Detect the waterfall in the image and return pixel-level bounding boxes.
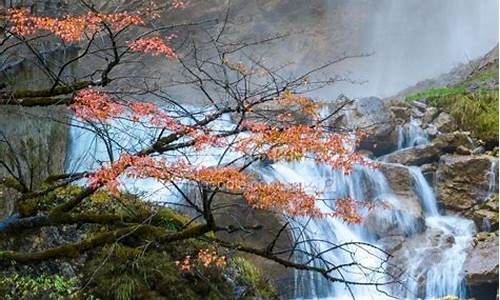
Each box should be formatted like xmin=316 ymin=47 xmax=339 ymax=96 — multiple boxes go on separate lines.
xmin=259 ymin=162 xmax=405 ymax=300
xmin=66 ymin=113 xmax=478 ymax=299
xmin=409 ymin=167 xmax=438 ymax=216
xmin=403 ymin=167 xmax=475 ymax=299
xmin=397 ymin=118 xmax=430 ymax=150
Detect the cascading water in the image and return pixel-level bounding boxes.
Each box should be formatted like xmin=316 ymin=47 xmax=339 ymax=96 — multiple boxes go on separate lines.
xmin=404 ymin=167 xmax=475 ymax=299
xmin=66 ymin=110 xmax=477 ymax=300
xmin=397 ymin=118 xmax=430 ymax=150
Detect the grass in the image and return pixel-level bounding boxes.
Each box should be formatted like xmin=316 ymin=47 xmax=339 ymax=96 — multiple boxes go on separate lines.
xmin=404 ymin=64 xmax=499 ymax=144
xmin=405 ymin=86 xmax=466 ymax=102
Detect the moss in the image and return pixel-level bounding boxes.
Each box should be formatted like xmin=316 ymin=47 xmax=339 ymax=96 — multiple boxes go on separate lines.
xmin=0 ymin=273 xmax=93 ymax=300
xmin=405 ymin=64 xmax=499 ymax=144
xmin=232 ymin=257 xmax=279 ymax=299
xmin=157 ymin=207 xmax=192 ymax=230
xmin=429 ymin=90 xmax=498 ymax=143
xmin=405 ymin=86 xmax=467 ymax=102
xmin=84 ymin=244 xmax=232 ymax=300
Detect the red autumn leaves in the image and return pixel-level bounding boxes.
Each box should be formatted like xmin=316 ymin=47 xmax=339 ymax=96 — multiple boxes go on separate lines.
xmin=7 ymin=8 xmax=177 ymax=59
xmin=74 ymin=87 xmax=368 ymax=220
xmin=7 ymin=6 xmax=370 ymax=223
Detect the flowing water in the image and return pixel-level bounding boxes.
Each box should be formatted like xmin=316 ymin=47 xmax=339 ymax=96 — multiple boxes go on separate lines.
xmin=66 ymin=112 xmax=476 ymax=299
xmin=63 ymin=1 xmax=498 ymax=297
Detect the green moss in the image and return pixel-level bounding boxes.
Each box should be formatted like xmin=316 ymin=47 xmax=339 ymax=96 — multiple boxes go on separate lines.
xmin=84 ymin=243 xmax=232 ymax=300
xmin=157 ymin=207 xmax=192 ymax=230
xmin=232 ymin=257 xmax=278 ymax=299
xmin=0 ymin=273 xmax=93 ymax=300
xmin=430 ymin=90 xmax=498 ymax=142
xmin=405 ymin=86 xmax=467 ymax=102
xmin=404 ymin=64 xmax=499 ymax=144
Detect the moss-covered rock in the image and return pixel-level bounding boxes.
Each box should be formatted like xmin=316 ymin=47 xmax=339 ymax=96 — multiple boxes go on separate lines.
xmin=0 ymin=186 xmax=279 ymax=300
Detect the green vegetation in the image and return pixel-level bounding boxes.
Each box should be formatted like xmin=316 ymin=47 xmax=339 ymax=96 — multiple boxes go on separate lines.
xmin=405 ymin=86 xmax=467 ymax=102
xmin=0 ymin=273 xmax=92 ymax=300
xmin=0 ymin=185 xmax=278 ymax=300
xmin=232 ymin=257 xmax=278 ymax=299
xmin=405 ymin=62 xmax=499 ymax=144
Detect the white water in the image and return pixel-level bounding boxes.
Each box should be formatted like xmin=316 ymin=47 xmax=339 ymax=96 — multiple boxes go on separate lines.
xmin=66 ymin=111 xmax=477 ymax=299
xmin=397 ymin=118 xmax=430 ymax=150
xmin=405 ymin=168 xmax=475 ymax=299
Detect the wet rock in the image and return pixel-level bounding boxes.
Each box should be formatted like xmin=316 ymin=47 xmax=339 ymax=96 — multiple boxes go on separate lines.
xmin=422 ymin=107 xmax=439 ymax=126
xmin=330 ymin=97 xmax=398 ymax=156
xmin=379 ymin=163 xmax=424 ymax=216
xmin=420 ymin=163 xmax=437 ymax=185
xmin=381 ymin=132 xmax=474 ymax=166
xmin=432 ymin=112 xmax=458 ymax=133
xmin=378 ymin=235 xmax=405 ymax=253
xmin=411 ymin=107 xmax=425 ymax=118
xmin=381 ymin=143 xmax=442 ymax=166
xmin=432 ymin=131 xmax=475 ymax=151
xmin=464 ymin=234 xmax=499 ymax=286
xmin=436 ymin=155 xmax=498 ymax=211
xmin=390 ymin=105 xmax=411 ymax=122
xmin=469 ymin=195 xmax=499 ymax=231
xmin=425 ymin=125 xmax=439 ymax=137
xmin=456 ymin=145 xmax=472 ymax=155
xmin=411 ymin=100 xmax=427 ymax=112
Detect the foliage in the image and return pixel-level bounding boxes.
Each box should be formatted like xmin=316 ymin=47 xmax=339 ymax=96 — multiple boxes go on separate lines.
xmin=84 ymin=243 xmax=232 ymax=300
xmin=231 ymin=257 xmax=278 ymax=299
xmin=405 ymin=86 xmax=467 ymax=103
xmin=0 ymin=273 xmax=91 ymax=300
xmin=405 ymin=65 xmax=499 ymax=143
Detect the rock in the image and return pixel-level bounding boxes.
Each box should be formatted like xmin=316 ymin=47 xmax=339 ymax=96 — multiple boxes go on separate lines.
xmin=390 ymin=105 xmax=411 ymax=122
xmin=411 ymin=100 xmax=427 ymax=112
xmin=441 ymin=296 xmax=459 ymax=300
xmin=464 ymin=234 xmax=499 ymax=286
xmin=381 ymin=132 xmax=474 ymax=166
xmin=432 ymin=131 xmax=475 ymax=151
xmin=379 ymin=163 xmax=424 ymax=216
xmin=329 ymin=97 xmax=398 ymax=156
xmin=432 ymin=112 xmax=458 ymax=133
xmin=436 ymin=155 xmax=498 ymax=211
xmin=357 ymin=149 xmax=375 ymax=159
xmin=422 ymin=107 xmax=439 ymax=126
xmin=378 ymin=235 xmax=405 ymax=253
xmin=381 ymin=143 xmax=442 ymax=166
xmin=411 ymin=107 xmax=425 ymax=118
xmin=420 ymin=163 xmax=437 ymax=185
xmin=456 ymin=145 xmax=472 ymax=155
xmin=425 ymin=125 xmax=438 ymax=137
xmin=469 ymin=195 xmax=499 ymax=231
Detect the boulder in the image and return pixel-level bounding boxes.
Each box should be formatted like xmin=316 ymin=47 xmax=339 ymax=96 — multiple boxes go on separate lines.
xmin=422 ymin=107 xmax=439 ymax=126
xmin=464 ymin=234 xmax=499 ymax=286
xmin=432 ymin=131 xmax=475 ymax=151
xmin=455 ymin=145 xmax=472 ymax=155
xmin=411 ymin=100 xmax=427 ymax=112
xmin=432 ymin=112 xmax=458 ymax=133
xmin=473 ymin=146 xmax=486 ymax=155
xmin=390 ymin=105 xmax=411 ymax=122
xmin=468 ymin=195 xmax=499 ymax=232
xmin=420 ymin=163 xmax=438 ymax=186
xmin=378 ymin=235 xmax=405 ymax=253
xmin=425 ymin=125 xmax=439 ymax=138
xmin=381 ymin=143 xmax=442 ymax=166
xmin=436 ymin=155 xmax=498 ymax=211
xmin=381 ymin=132 xmax=474 ymax=166
xmin=329 ymin=97 xmax=398 ymax=156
